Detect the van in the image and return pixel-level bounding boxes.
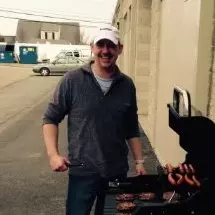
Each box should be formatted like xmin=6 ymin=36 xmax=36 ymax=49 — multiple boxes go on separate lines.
xmin=55 ymin=49 xmax=92 ymax=62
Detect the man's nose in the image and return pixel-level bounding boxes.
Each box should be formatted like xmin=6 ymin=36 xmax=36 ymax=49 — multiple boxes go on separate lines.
xmin=101 ymin=44 xmax=110 ymax=52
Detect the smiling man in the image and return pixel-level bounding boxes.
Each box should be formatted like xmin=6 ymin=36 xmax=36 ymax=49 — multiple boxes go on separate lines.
xmin=42 ymin=25 xmax=146 ymax=215
xmin=91 ymin=26 xmax=122 ymax=74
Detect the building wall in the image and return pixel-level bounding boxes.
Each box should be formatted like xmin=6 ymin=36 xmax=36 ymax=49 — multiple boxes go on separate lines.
xmin=195 ymin=0 xmax=214 ymax=116
xmin=154 ymin=0 xmax=201 ymax=165
xmin=113 ymin=0 xmax=215 ymax=166
xmin=60 ymin=24 xmax=80 ymax=44
xmin=145 ymin=0 xmax=161 ymax=147
xmin=112 ymin=0 xmax=158 ymax=151
xmin=206 ymin=3 xmax=215 ymax=121
xmin=113 ymin=0 xmax=152 ymax=116
xmin=16 ymin=20 xmax=80 ymax=44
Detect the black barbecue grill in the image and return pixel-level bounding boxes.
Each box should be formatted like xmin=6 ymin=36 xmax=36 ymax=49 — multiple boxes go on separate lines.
xmin=103 ymin=86 xmax=215 ymax=215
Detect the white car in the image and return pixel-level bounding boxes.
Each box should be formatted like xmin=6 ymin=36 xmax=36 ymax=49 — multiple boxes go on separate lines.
xmin=32 ymin=56 xmax=86 ymax=76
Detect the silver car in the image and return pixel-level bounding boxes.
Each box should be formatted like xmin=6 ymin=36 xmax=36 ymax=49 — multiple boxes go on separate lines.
xmin=32 ymin=56 xmax=86 ymax=76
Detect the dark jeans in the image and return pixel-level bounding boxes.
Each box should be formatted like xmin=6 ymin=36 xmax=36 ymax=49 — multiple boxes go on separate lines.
xmin=66 ymin=173 xmax=126 ymax=215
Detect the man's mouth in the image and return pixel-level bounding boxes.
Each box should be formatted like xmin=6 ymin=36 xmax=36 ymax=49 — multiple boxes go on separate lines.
xmin=98 ymin=53 xmax=113 ymax=59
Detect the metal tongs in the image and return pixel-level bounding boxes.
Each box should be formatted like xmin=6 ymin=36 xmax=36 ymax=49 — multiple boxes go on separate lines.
xmin=168 ymin=190 xmax=176 ymax=203
xmin=108 ymin=179 xmax=131 ymax=188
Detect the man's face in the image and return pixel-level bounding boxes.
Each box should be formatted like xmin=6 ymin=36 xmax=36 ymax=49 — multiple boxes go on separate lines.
xmin=91 ymin=39 xmax=123 ymax=69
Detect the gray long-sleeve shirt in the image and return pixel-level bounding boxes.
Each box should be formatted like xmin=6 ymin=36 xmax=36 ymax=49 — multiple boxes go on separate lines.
xmin=43 ymin=62 xmax=140 ymax=178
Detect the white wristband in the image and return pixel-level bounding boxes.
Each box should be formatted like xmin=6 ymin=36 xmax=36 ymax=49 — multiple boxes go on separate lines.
xmin=135 ymin=159 xmax=144 ymax=164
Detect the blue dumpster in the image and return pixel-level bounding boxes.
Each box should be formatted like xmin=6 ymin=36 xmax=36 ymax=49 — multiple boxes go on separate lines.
xmin=0 ymin=51 xmax=14 ymax=63
xmin=19 ymin=46 xmax=38 ymax=64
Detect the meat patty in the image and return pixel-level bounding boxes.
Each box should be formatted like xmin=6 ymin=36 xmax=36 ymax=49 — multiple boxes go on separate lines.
xmin=138 ymin=192 xmax=156 ymax=200
xmin=163 ymin=191 xmax=180 ymax=202
xmin=116 ymin=202 xmax=136 ymax=211
xmin=116 ymin=193 xmax=135 ymax=201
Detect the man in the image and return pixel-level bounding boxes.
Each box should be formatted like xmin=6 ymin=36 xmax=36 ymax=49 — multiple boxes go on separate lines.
xmin=42 ymin=25 xmax=146 ymax=215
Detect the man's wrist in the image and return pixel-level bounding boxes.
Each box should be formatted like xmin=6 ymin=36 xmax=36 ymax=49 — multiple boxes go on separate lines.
xmin=135 ymin=159 xmax=145 ymax=164
xmin=48 ymin=152 xmax=60 ymax=159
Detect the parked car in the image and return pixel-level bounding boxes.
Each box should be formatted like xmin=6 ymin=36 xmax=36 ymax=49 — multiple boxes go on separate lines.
xmin=53 ymin=50 xmax=92 ymax=63
xmin=32 ymin=56 xmax=86 ymax=76
xmin=56 ymin=49 xmax=91 ymax=59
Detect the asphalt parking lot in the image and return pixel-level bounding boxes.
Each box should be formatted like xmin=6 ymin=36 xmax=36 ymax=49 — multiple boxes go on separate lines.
xmin=0 ymin=64 xmax=34 ymax=89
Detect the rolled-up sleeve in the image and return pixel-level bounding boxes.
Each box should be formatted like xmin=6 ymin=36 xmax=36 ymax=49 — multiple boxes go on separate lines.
xmin=43 ymin=74 xmax=71 ymax=125
xmin=125 ymin=82 xmax=140 ymax=140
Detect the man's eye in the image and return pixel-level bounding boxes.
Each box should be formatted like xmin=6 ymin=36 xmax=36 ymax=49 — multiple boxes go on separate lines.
xmin=108 ymin=43 xmax=116 ymax=49
xmin=97 ymin=42 xmax=104 ymax=48
xmin=96 ymin=41 xmax=105 ymax=47
xmin=96 ymin=41 xmax=116 ymax=49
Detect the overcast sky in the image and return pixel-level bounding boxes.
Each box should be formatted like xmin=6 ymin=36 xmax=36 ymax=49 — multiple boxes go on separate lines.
xmin=0 ymin=0 xmax=117 ymax=38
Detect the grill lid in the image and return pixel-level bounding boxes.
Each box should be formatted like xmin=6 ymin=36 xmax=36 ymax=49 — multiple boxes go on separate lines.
xmin=167 ymin=86 xmax=215 ymax=177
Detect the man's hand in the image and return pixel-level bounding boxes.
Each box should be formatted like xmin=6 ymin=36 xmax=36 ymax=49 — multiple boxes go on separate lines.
xmin=49 ymin=155 xmax=71 ymax=172
xmin=135 ymin=163 xmax=147 ymax=175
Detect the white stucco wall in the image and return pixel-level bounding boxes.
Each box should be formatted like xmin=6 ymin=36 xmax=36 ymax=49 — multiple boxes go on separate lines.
xmin=154 ymin=0 xmax=213 ymax=165
xmin=112 ymin=0 xmax=214 ymax=166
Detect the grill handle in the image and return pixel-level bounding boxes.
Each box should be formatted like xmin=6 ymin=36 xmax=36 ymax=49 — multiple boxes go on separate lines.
xmin=173 ymin=86 xmax=191 ymax=117
xmin=108 ymin=179 xmax=132 ymax=188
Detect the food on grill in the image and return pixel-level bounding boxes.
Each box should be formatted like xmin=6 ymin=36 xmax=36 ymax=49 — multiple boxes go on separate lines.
xmin=184 ymin=174 xmax=195 ymax=186
xmin=188 ymin=164 xmax=195 ymax=173
xmin=192 ymin=175 xmax=201 ymax=187
xmin=116 ymin=193 xmax=135 ymax=201
xmin=168 ymin=173 xmax=184 ymax=185
xmin=165 ymin=163 xmax=174 ymax=173
xmin=178 ymin=163 xmax=185 ymax=174
xmin=163 ymin=191 xmax=180 ymax=202
xmin=163 ymin=191 xmax=174 ymax=200
xmin=178 ymin=163 xmax=195 ymax=175
xmin=176 ymin=173 xmax=184 ymax=185
xmin=138 ymin=192 xmax=156 ymax=200
xmin=168 ymin=173 xmax=176 ymax=185
xmin=116 ymin=202 xmax=136 ymax=211
xmin=183 ymin=163 xmax=190 ymax=173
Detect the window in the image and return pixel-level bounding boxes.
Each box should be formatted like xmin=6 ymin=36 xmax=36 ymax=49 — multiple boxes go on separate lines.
xmin=5 ymin=45 xmax=14 ymax=52
xmin=65 ymin=52 xmax=74 ymax=56
xmin=73 ymin=51 xmax=80 ymax=57
xmin=52 ymin=32 xmax=55 ymax=40
xmin=67 ymin=57 xmax=77 ymax=64
xmin=55 ymin=58 xmax=67 ymax=64
xmin=41 ymin=31 xmax=58 ymax=40
xmin=45 ymin=32 xmax=48 ymax=40
xmin=27 ymin=47 xmax=35 ymax=52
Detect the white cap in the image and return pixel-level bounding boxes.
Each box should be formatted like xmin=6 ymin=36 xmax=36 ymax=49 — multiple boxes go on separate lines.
xmin=93 ymin=25 xmax=119 ymax=45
